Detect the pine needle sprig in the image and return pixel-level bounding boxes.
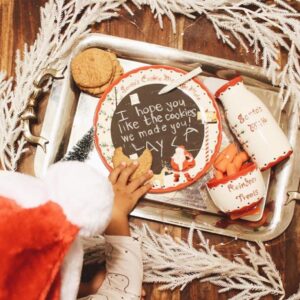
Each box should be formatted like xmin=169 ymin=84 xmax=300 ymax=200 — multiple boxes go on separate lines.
xmin=132 ymin=223 xmax=286 ymax=300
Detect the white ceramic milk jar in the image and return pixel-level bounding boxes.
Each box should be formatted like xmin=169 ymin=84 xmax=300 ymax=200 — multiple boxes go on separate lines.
xmin=215 ymin=77 xmax=293 ymax=171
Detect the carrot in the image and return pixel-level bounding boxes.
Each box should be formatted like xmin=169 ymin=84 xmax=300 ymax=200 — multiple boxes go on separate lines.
xmin=226 ymin=163 xmax=238 ymax=176
xmin=223 ymin=143 xmax=238 ymax=162
xmin=232 ymin=155 xmax=243 ymax=170
xmin=214 ymin=143 xmax=238 ymax=166
xmin=237 ymin=151 xmax=249 ymax=163
xmin=214 ymin=152 xmax=225 ymax=166
xmin=215 ymin=159 xmax=230 ymax=173
xmin=215 ymin=170 xmax=224 ymax=179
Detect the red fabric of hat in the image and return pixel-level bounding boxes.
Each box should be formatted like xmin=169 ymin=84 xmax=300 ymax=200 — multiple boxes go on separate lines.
xmin=0 ymin=196 xmax=79 ymax=300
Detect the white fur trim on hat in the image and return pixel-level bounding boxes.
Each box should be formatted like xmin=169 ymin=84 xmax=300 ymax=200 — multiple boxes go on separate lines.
xmin=44 ymin=161 xmax=113 ymax=237
xmin=60 ymin=237 xmax=83 ymax=300
xmin=0 ymin=171 xmax=48 ymax=208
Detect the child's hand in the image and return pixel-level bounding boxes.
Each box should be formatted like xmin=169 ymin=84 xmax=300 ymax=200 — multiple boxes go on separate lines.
xmin=109 ymin=161 xmax=153 ymax=217
xmin=105 ymin=162 xmax=153 ymax=236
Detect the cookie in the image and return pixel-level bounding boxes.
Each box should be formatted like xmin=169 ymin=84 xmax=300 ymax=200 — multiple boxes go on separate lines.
xmin=78 ymin=59 xmax=117 ymax=95
xmin=79 ymin=64 xmax=116 ymax=96
xmin=112 ymin=147 xmax=152 ymax=180
xmin=107 ymin=62 xmax=123 ymax=90
xmin=108 ymin=52 xmax=117 ymax=62
xmin=71 ymin=48 xmax=113 ymax=88
xmin=79 ymin=85 xmax=103 ymax=97
xmin=113 ymin=62 xmax=124 ymax=80
xmin=80 ymin=80 xmax=112 ymax=97
xmin=80 ymin=60 xmax=124 ymax=97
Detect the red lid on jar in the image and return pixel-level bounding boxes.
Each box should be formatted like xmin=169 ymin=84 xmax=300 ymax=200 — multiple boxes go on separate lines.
xmin=215 ymin=76 xmax=243 ymax=99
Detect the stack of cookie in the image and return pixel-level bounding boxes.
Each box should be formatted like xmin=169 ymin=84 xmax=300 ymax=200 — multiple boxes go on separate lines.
xmin=71 ymin=48 xmax=124 ymax=98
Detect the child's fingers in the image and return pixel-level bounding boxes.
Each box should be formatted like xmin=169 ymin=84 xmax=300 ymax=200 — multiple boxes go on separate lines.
xmin=133 ymin=183 xmax=152 ymax=201
xmin=117 ymin=162 xmax=139 ymax=186
xmin=128 ymin=170 xmax=153 ymax=192
xmin=108 ymin=162 xmax=126 ymax=184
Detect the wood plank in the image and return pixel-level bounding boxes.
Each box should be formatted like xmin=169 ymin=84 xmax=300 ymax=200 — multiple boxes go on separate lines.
xmin=182 ymin=16 xmax=258 ymax=65
xmin=0 ymin=1 xmax=299 ymax=299
xmin=94 ymin=3 xmax=184 ymax=49
xmin=0 ymin=0 xmax=14 ymax=74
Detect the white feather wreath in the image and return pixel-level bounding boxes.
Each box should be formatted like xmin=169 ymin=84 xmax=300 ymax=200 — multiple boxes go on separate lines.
xmin=134 ymin=223 xmax=286 ymax=300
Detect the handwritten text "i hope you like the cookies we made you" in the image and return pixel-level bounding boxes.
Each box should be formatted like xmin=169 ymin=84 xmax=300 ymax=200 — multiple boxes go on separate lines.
xmin=114 ymin=98 xmax=200 ymax=157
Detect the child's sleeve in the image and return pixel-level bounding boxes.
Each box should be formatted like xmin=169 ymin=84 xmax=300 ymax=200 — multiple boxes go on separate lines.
xmin=82 ymin=234 xmax=143 ymax=300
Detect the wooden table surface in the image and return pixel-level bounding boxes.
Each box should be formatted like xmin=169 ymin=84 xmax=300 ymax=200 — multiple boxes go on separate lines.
xmin=1 ymin=1 xmax=299 ymax=299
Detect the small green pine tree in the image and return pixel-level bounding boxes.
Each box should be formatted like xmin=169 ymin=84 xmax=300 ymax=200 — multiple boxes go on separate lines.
xmin=62 ymin=127 xmax=94 ymax=162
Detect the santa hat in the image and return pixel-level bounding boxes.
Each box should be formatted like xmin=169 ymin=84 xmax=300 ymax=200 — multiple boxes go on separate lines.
xmin=0 ymin=161 xmax=113 ymax=300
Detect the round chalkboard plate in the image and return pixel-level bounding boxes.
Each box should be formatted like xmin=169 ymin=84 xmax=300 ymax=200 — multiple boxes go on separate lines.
xmin=94 ymin=65 xmax=222 ymax=193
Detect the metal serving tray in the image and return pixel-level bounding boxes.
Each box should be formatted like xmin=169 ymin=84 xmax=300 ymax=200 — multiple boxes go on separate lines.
xmin=34 ymin=34 xmax=300 ymax=241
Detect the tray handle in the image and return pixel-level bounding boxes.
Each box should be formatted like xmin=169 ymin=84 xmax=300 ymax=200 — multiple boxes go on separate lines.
xmin=286 ymin=191 xmax=300 ymax=205
xmin=20 ymin=68 xmax=64 ymax=152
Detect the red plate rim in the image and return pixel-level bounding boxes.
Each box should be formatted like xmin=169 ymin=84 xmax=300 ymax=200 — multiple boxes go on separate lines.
xmin=94 ymin=65 xmax=222 ymax=193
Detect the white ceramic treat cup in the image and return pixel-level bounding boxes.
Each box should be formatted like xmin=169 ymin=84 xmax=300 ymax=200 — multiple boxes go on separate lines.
xmin=206 ymin=163 xmax=265 ymax=216
xmin=215 ymin=77 xmax=293 ymax=171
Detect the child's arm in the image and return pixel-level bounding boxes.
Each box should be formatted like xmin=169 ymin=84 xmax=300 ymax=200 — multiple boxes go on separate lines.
xmin=105 ymin=161 xmax=152 ymax=236
xmin=78 ymin=162 xmax=152 ymax=300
